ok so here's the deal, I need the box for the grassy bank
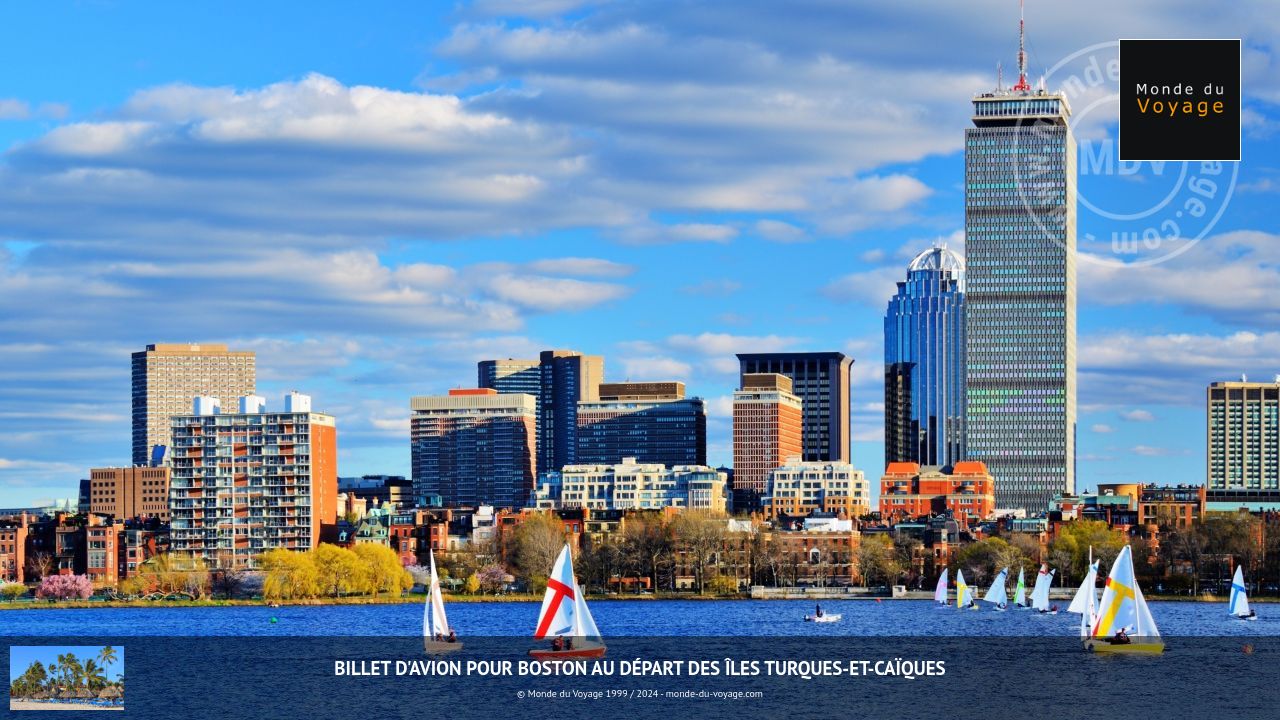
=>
[0,592,741,610]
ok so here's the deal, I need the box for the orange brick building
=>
[733,374,803,506]
[879,461,995,523]
[89,466,172,521]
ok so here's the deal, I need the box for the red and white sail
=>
[534,544,599,640]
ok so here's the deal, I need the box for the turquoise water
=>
[3,599,1274,636]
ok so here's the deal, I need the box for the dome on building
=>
[907,245,965,273]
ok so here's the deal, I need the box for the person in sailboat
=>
[815,603,823,618]
[447,629,457,643]
[1111,628,1131,645]
[551,636,564,651]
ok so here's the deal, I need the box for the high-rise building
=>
[132,343,256,466]
[765,458,869,520]
[88,466,172,521]
[478,358,542,397]
[963,13,1077,512]
[884,246,967,467]
[538,350,604,474]
[732,373,803,510]
[736,352,852,463]
[410,389,537,509]
[1206,379,1280,510]
[168,392,338,569]
[575,381,706,467]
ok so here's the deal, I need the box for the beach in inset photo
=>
[9,645,123,711]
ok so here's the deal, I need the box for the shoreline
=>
[0,592,1265,610]
[9,700,123,711]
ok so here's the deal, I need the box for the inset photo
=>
[9,646,123,712]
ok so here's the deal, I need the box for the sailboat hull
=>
[1084,639,1164,655]
[1235,615,1259,622]
[804,614,842,623]
[424,641,464,654]
[529,646,607,661]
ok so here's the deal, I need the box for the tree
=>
[670,510,726,594]
[25,552,54,581]
[311,544,367,598]
[37,574,93,600]
[1,582,27,601]
[857,535,901,587]
[464,572,481,594]
[477,564,507,594]
[510,513,566,590]
[620,514,672,592]
[98,647,117,684]
[259,548,319,600]
[132,553,211,598]
[954,537,1027,589]
[1047,520,1125,587]
[81,660,106,691]
[352,543,412,596]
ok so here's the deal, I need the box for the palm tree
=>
[81,660,106,692]
[98,646,117,684]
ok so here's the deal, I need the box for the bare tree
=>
[26,552,54,581]
[670,510,726,594]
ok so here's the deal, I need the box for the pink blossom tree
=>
[36,574,94,600]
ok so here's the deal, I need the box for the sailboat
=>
[1013,567,1029,609]
[1066,559,1100,638]
[983,567,1009,610]
[1085,545,1164,654]
[1031,564,1057,614]
[530,543,606,660]
[423,551,462,654]
[1229,565,1257,621]
[955,569,977,610]
[934,568,950,607]
[804,603,842,623]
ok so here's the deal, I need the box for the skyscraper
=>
[410,389,537,508]
[963,10,1077,512]
[1206,378,1280,510]
[737,352,852,463]
[884,246,967,467]
[168,392,337,569]
[478,358,542,397]
[538,350,604,474]
[733,373,803,510]
[131,343,256,466]
[575,382,707,467]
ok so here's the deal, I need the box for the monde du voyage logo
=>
[1120,39,1241,162]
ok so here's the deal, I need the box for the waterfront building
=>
[765,459,869,520]
[878,461,995,523]
[884,246,967,466]
[549,458,727,512]
[410,389,537,509]
[0,514,29,583]
[576,382,707,467]
[168,392,338,569]
[131,343,256,466]
[537,350,605,475]
[1207,379,1280,511]
[963,13,1077,513]
[88,467,172,521]
[732,374,803,512]
[737,352,853,463]
[478,358,542,397]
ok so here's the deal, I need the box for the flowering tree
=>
[36,574,93,600]
[478,564,508,595]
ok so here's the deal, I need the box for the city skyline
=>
[3,1,1280,507]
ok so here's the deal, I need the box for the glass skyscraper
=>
[884,246,967,467]
[964,83,1077,513]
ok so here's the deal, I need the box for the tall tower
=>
[538,350,604,475]
[732,373,803,512]
[964,4,1077,512]
[737,352,853,463]
[884,246,967,467]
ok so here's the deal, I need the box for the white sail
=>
[955,569,972,608]
[1229,565,1251,618]
[983,567,1009,605]
[1091,545,1160,640]
[934,568,949,604]
[1013,567,1027,607]
[534,544,578,638]
[426,551,450,637]
[1031,564,1055,611]
[573,574,601,639]
[1067,560,1099,615]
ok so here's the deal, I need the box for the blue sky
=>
[9,645,123,683]
[1,0,1279,508]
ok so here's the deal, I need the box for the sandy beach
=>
[9,700,123,711]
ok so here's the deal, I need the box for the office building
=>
[131,343,256,465]
[543,458,727,512]
[576,382,706,467]
[737,352,853,463]
[963,13,1077,512]
[732,373,803,510]
[765,459,869,520]
[410,389,537,509]
[878,461,995,523]
[88,466,172,521]
[478,358,542,397]
[538,350,604,475]
[1139,484,1206,529]
[884,245,967,466]
[1207,379,1280,510]
[168,392,338,569]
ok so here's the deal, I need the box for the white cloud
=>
[754,219,806,243]
[1091,424,1114,434]
[619,356,693,381]
[1121,409,1155,422]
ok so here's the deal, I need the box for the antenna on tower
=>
[997,61,1004,92]
[1013,0,1031,92]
